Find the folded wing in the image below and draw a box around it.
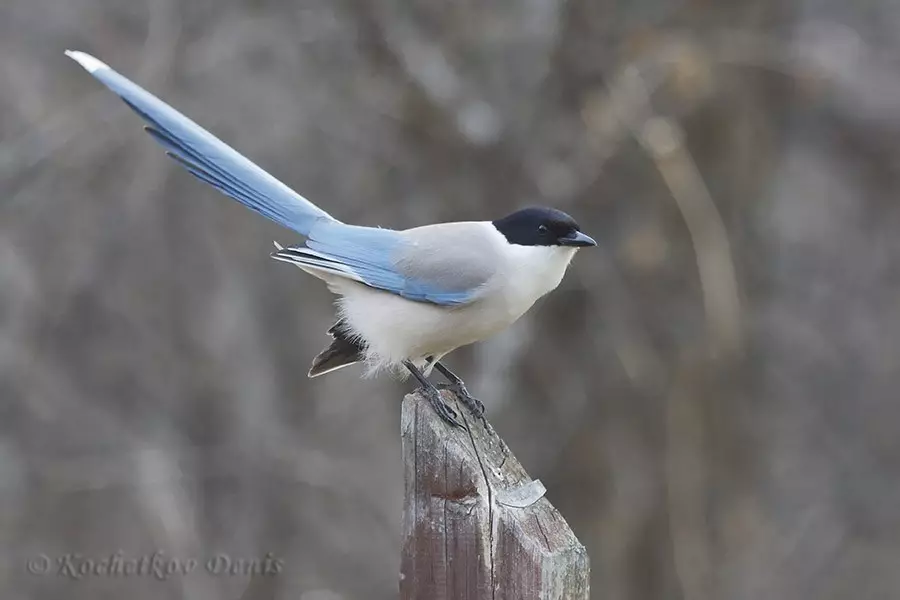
[272,222,496,306]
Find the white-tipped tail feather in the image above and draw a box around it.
[64,50,109,74]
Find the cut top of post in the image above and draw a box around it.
[400,390,590,600]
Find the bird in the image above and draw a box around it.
[65,50,596,428]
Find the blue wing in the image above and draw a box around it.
[271,222,482,306]
[65,50,334,235]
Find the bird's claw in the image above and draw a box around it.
[436,382,491,433]
[422,387,465,429]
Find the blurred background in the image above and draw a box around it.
[3,0,900,598]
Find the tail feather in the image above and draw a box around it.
[271,246,365,282]
[308,319,366,377]
[308,337,364,377]
[65,50,335,236]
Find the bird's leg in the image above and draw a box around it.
[403,360,464,428]
[432,362,486,421]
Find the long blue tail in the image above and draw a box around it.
[65,50,336,236]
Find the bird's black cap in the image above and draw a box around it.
[492,207,596,247]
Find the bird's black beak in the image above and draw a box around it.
[558,231,597,247]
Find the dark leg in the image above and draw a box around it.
[403,360,464,428]
[432,362,486,421]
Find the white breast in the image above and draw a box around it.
[493,241,578,316]
[330,223,578,374]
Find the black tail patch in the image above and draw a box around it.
[308,319,366,377]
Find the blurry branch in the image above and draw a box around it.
[14,438,397,500]
[665,357,714,600]
[709,23,900,125]
[585,63,744,356]
[576,32,770,600]
[136,0,182,82]
[570,251,668,393]
[0,61,119,187]
[576,21,900,360]
[120,0,181,219]
[578,22,900,356]
[0,0,179,199]
[471,322,532,413]
[571,27,876,600]
[134,444,221,600]
[637,116,743,355]
[347,2,502,146]
[603,25,900,129]
[570,22,900,224]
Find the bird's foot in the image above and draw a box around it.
[421,386,465,429]
[436,382,492,434]
[437,382,485,419]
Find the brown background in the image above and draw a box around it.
[2,0,900,598]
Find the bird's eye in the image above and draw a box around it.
[538,224,549,234]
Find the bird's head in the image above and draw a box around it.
[492,207,596,249]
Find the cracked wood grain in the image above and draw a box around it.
[400,390,590,600]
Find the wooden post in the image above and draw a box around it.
[400,390,590,600]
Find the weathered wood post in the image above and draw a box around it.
[400,390,590,600]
